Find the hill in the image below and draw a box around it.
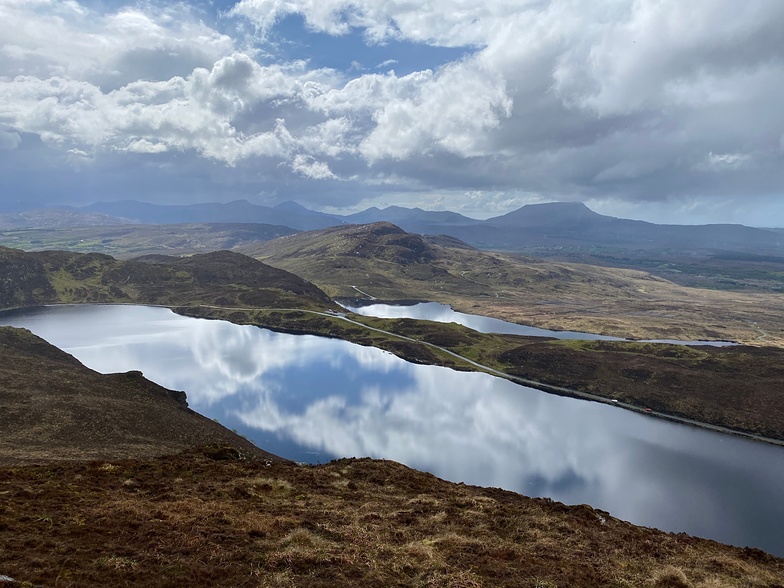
[0,326,281,464]
[0,246,332,310]
[345,200,779,256]
[0,208,126,230]
[244,223,784,347]
[2,447,783,587]
[11,201,781,295]
[344,205,479,235]
[257,222,438,265]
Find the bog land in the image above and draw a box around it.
[2,244,784,585]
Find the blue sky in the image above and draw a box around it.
[1,0,783,225]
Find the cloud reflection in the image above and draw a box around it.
[344,301,623,340]
[0,305,402,406]
[238,361,614,493]
[2,304,784,555]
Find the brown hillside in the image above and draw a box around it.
[1,448,783,587]
[0,247,333,310]
[245,224,784,347]
[256,222,439,265]
[0,326,284,465]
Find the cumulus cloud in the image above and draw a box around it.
[1,0,783,222]
[229,0,522,46]
[291,154,337,179]
[125,139,168,154]
[0,0,235,86]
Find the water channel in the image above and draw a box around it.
[1,304,781,556]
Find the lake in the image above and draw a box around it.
[342,300,737,346]
[1,304,781,556]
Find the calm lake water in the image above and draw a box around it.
[342,301,737,346]
[1,304,781,555]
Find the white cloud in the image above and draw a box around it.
[291,154,337,179]
[0,53,340,165]
[359,59,513,161]
[0,1,235,86]
[230,0,524,46]
[125,139,168,154]
[1,0,784,222]
[703,152,753,171]
[375,59,398,69]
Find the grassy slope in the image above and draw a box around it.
[3,244,784,441]
[522,248,784,294]
[0,327,283,465]
[331,317,784,442]
[2,246,784,583]
[1,448,783,588]
[244,223,784,347]
[0,246,333,311]
[496,339,784,437]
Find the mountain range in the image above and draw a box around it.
[3,200,782,256]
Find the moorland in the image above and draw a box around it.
[2,201,784,585]
[1,325,783,587]
[3,243,784,442]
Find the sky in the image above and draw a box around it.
[1,0,783,225]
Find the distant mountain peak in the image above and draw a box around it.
[486,201,605,227]
[520,201,596,214]
[274,201,309,212]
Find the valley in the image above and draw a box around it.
[8,3,784,582]
[2,204,784,585]
[243,222,784,347]
[2,308,784,586]
[3,243,784,444]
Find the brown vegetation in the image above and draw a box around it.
[0,246,333,311]
[0,326,282,465]
[1,448,782,587]
[2,245,784,585]
[495,339,784,441]
[0,222,297,257]
[245,223,784,347]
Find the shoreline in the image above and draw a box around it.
[3,301,783,448]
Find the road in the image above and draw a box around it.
[32,301,784,447]
[193,304,784,446]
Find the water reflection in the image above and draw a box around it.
[0,304,781,555]
[343,301,736,346]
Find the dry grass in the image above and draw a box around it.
[1,449,782,587]
[0,326,285,466]
[247,228,784,347]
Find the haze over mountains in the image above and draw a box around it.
[2,200,783,256]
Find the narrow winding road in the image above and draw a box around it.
[37,301,784,447]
